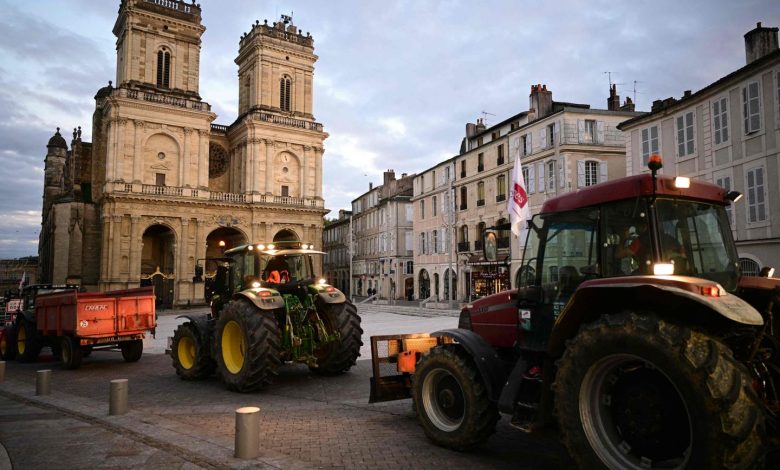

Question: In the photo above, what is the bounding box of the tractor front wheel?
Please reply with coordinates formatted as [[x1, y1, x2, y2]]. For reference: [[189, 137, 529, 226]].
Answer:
[[120, 340, 143, 362], [554, 312, 764, 470], [412, 345, 498, 451], [311, 300, 363, 375], [171, 322, 215, 380], [215, 299, 281, 392], [15, 318, 42, 363]]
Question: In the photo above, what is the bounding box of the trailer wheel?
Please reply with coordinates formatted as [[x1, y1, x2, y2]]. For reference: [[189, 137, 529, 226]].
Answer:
[[171, 322, 215, 380], [15, 318, 42, 363], [120, 340, 143, 362], [0, 328, 15, 360], [215, 299, 281, 392], [554, 312, 764, 470], [311, 300, 363, 375], [60, 336, 83, 370], [412, 345, 498, 451]]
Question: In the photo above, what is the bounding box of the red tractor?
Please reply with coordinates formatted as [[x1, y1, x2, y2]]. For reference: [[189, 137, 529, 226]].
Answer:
[[370, 159, 778, 469]]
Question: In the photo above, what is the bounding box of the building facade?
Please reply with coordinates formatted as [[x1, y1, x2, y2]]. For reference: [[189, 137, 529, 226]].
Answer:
[[323, 209, 352, 296], [38, 0, 328, 307], [618, 23, 780, 274], [413, 84, 640, 301], [351, 171, 415, 300]]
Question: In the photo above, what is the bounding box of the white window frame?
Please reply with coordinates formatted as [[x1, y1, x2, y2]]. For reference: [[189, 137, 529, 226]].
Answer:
[[432, 196, 437, 217], [675, 111, 696, 158], [745, 163, 768, 225], [714, 172, 735, 228], [742, 79, 762, 135], [712, 96, 730, 147], [640, 125, 660, 168], [547, 159, 556, 191]]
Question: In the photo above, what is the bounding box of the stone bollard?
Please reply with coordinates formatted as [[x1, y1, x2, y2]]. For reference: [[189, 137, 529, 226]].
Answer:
[[109, 379, 129, 415], [36, 369, 51, 396], [234, 406, 260, 459], [0, 361, 5, 382]]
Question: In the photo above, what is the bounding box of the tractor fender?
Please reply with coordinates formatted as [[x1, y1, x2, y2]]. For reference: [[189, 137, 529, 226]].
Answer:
[[234, 289, 285, 311], [548, 279, 764, 357], [316, 290, 346, 304], [174, 314, 212, 339], [431, 328, 507, 402]]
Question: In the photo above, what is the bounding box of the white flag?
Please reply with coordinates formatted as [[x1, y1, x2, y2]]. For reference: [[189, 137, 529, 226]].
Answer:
[[508, 140, 530, 237], [18, 271, 26, 290]]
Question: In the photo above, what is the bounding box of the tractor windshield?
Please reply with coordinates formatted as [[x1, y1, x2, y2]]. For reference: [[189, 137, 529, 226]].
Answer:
[[233, 250, 316, 289], [654, 199, 740, 291]]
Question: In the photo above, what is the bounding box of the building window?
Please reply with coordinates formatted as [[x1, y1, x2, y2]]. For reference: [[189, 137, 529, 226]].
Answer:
[[460, 160, 466, 178], [477, 136, 483, 146], [740, 258, 761, 277], [585, 161, 598, 186], [477, 181, 485, 206], [547, 160, 556, 191], [460, 186, 468, 210], [496, 174, 506, 202], [445, 166, 451, 181], [522, 134, 531, 156], [715, 175, 733, 225], [492, 131, 500, 140], [546, 124, 555, 148], [713, 97, 729, 145], [580, 119, 596, 144], [155, 173, 166, 186], [406, 261, 414, 274], [432, 230, 438, 253], [156, 49, 171, 88], [280, 75, 292, 111], [281, 185, 289, 197], [676, 111, 695, 157], [497, 144, 504, 165], [746, 166, 767, 223], [420, 200, 425, 219], [742, 80, 761, 134], [432, 196, 437, 217], [432, 171, 436, 189], [478, 153, 484, 172], [522, 167, 530, 193], [641, 125, 659, 167]]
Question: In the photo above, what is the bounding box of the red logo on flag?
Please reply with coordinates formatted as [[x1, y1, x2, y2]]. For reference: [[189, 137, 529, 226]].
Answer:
[[513, 182, 527, 208]]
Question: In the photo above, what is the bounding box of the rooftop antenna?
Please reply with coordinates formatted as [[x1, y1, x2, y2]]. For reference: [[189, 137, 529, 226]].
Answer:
[[481, 110, 495, 125], [604, 71, 613, 87]]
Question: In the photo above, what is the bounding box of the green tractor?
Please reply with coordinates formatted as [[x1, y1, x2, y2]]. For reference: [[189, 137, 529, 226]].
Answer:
[[170, 241, 362, 392]]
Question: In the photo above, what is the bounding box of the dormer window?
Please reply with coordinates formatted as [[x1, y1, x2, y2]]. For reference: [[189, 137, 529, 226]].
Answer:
[[157, 49, 171, 88], [280, 75, 292, 111]]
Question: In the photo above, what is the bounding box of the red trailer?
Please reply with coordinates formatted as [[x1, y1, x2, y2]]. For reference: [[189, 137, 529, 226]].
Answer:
[[8, 285, 156, 369]]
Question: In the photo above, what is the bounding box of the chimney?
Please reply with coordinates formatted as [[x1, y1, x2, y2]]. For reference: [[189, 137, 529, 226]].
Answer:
[[529, 84, 553, 121], [607, 84, 620, 111], [745, 22, 779, 64], [383, 169, 396, 186], [620, 96, 635, 112], [369, 182, 373, 190], [475, 118, 486, 133], [465, 122, 477, 138]]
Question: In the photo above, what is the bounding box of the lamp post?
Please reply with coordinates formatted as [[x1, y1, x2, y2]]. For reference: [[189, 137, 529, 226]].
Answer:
[[348, 215, 354, 302]]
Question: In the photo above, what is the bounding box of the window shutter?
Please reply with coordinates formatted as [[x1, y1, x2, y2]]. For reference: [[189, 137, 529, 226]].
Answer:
[[537, 162, 545, 193], [525, 134, 533, 155], [577, 120, 585, 143], [558, 155, 565, 188], [599, 162, 608, 183], [577, 160, 585, 188], [596, 121, 605, 144], [539, 128, 547, 149], [555, 120, 561, 144], [528, 165, 536, 193]]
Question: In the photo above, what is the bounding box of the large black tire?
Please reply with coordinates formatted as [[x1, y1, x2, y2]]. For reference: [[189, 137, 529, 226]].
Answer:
[[120, 339, 143, 362], [310, 300, 363, 375], [15, 318, 42, 363], [412, 345, 499, 451], [553, 313, 764, 470], [215, 299, 281, 392], [60, 336, 83, 370], [1, 328, 15, 360], [171, 322, 215, 380]]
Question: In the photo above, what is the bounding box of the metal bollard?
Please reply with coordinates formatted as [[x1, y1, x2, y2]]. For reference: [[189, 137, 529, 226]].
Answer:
[[0, 361, 5, 382], [109, 379, 129, 415], [36, 369, 51, 396], [234, 406, 260, 459]]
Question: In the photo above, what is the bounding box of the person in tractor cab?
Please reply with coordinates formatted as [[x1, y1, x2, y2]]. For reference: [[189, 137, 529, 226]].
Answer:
[[264, 256, 290, 284]]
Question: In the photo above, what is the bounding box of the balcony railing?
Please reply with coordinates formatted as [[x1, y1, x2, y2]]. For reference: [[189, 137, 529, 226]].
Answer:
[[111, 182, 324, 208], [459, 203, 467, 210], [457, 241, 470, 252], [496, 194, 506, 202], [497, 237, 510, 249], [497, 157, 505, 165], [477, 199, 485, 207], [475, 240, 484, 251], [211, 124, 228, 134], [116, 88, 210, 111], [478, 164, 484, 172], [246, 111, 323, 132]]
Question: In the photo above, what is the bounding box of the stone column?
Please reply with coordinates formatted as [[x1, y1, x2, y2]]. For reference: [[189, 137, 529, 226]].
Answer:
[[132, 120, 144, 183], [105, 120, 116, 183], [100, 215, 111, 284], [302, 145, 311, 199], [265, 140, 274, 195], [193, 219, 207, 303], [129, 216, 141, 286], [251, 138, 262, 194], [112, 215, 123, 280], [245, 137, 254, 194], [257, 139, 267, 194], [182, 128, 192, 187], [115, 119, 127, 181], [198, 129, 209, 189], [314, 146, 323, 199]]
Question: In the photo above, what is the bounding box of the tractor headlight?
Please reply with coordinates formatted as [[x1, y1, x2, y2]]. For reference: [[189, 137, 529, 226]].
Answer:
[[674, 176, 690, 189], [251, 281, 261, 289], [653, 263, 674, 276]]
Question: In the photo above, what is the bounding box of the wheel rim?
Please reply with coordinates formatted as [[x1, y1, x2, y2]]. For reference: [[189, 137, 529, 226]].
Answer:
[[0, 335, 6, 356], [17, 327, 26, 354], [580, 354, 692, 469], [178, 336, 196, 370], [222, 320, 245, 374], [421, 367, 465, 432]]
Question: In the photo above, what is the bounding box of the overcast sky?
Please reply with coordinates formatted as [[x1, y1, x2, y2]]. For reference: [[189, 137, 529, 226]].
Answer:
[[0, 0, 777, 259]]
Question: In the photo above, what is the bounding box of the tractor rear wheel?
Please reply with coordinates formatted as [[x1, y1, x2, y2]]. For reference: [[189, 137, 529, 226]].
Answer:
[[0, 328, 15, 360], [554, 312, 764, 470], [120, 340, 143, 362], [311, 300, 363, 375], [171, 322, 215, 380], [412, 345, 498, 451], [15, 318, 42, 363], [215, 299, 281, 392], [60, 336, 83, 370]]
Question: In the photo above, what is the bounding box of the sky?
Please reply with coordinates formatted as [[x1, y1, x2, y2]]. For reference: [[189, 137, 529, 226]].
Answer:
[[0, 0, 778, 259]]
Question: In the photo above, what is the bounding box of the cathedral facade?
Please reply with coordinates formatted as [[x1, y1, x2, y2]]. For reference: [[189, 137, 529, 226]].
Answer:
[[39, 0, 328, 308]]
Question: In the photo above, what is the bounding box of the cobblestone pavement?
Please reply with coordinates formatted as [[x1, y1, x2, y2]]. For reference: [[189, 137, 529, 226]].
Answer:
[[0, 306, 573, 469]]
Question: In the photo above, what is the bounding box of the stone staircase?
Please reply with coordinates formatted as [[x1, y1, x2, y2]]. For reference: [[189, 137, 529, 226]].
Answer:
[[355, 302, 461, 318]]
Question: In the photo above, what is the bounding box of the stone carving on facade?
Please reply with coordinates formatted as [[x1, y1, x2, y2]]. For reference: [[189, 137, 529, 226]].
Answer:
[[213, 215, 245, 227]]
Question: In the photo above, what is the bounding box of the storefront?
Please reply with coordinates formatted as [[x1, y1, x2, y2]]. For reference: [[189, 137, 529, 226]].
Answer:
[[468, 256, 510, 299]]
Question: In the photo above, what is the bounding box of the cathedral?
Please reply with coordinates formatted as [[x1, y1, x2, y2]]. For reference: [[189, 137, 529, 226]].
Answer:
[[39, 0, 328, 308]]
